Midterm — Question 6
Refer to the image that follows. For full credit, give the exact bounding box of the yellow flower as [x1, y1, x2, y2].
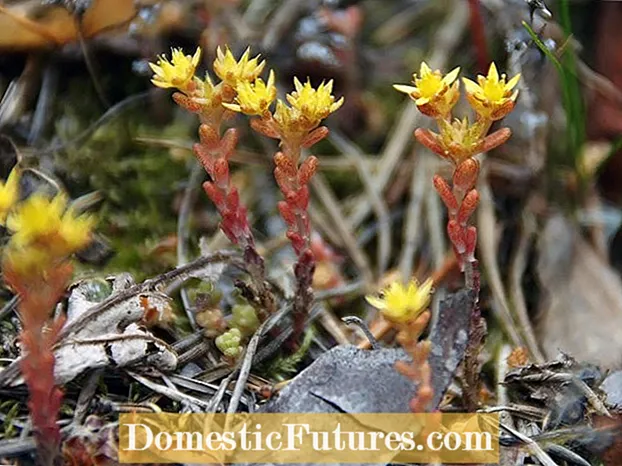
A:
[58, 208, 96, 252]
[0, 167, 20, 225]
[462, 62, 520, 120]
[437, 117, 488, 162]
[149, 47, 201, 90]
[272, 99, 303, 135]
[366, 278, 434, 323]
[6, 193, 95, 258]
[213, 46, 265, 87]
[184, 72, 223, 112]
[286, 78, 344, 127]
[223, 70, 277, 115]
[394, 62, 460, 117]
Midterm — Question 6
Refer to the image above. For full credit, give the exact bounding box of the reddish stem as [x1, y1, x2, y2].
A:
[467, 0, 490, 74]
[4, 262, 73, 465]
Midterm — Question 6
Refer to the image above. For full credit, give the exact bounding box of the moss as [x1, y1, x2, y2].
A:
[53, 81, 196, 279]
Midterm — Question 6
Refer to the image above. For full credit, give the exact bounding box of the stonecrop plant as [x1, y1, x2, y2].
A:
[0, 167, 95, 464]
[150, 46, 343, 348]
[394, 62, 519, 289]
[366, 278, 436, 412]
[364, 62, 520, 413]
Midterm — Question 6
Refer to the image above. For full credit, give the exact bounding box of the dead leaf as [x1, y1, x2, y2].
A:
[536, 214, 622, 369]
[0, 0, 136, 50]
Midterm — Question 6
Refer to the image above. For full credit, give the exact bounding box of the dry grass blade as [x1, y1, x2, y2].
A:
[128, 371, 210, 411]
[311, 173, 373, 285]
[477, 176, 526, 349]
[509, 207, 545, 363]
[501, 422, 559, 466]
[176, 161, 205, 330]
[399, 152, 427, 280]
[261, 0, 307, 51]
[328, 129, 391, 277]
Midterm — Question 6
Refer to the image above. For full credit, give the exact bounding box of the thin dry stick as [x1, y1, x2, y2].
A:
[585, 188, 608, 260]
[495, 344, 515, 429]
[128, 372, 210, 410]
[58, 251, 239, 340]
[243, 0, 274, 27]
[226, 318, 270, 415]
[328, 129, 391, 276]
[509, 209, 545, 362]
[177, 161, 206, 330]
[346, 2, 469, 229]
[476, 177, 525, 349]
[318, 304, 351, 345]
[134, 137, 381, 172]
[311, 173, 374, 285]
[500, 423, 559, 466]
[226, 304, 291, 415]
[308, 204, 343, 247]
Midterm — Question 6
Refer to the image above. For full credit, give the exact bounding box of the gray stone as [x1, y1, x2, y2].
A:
[600, 371, 622, 410]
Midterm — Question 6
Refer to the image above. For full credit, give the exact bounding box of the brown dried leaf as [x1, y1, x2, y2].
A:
[0, 0, 136, 50]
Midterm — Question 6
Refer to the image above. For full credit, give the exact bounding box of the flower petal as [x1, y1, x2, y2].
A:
[151, 79, 175, 89]
[443, 66, 461, 85]
[191, 46, 202, 67]
[462, 77, 481, 95]
[393, 84, 418, 95]
[222, 103, 242, 112]
[487, 62, 499, 82]
[365, 296, 387, 310]
[506, 73, 521, 91]
[419, 278, 434, 299]
[420, 61, 432, 76]
[331, 96, 345, 112]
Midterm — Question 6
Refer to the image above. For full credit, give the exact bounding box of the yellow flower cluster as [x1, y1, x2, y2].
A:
[149, 46, 344, 145]
[280, 78, 344, 134]
[395, 62, 520, 165]
[149, 46, 269, 127]
[223, 68, 343, 143]
[1, 184, 95, 278]
[366, 278, 434, 324]
[150, 47, 202, 90]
